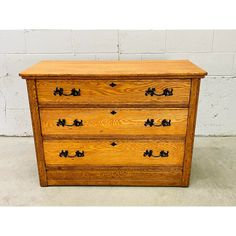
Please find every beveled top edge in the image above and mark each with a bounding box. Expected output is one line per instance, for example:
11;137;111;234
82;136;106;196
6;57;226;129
19;60;207;79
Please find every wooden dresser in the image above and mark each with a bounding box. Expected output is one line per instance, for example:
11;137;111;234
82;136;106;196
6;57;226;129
20;60;207;187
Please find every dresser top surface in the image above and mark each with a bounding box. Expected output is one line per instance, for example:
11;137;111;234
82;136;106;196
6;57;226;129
20;60;207;79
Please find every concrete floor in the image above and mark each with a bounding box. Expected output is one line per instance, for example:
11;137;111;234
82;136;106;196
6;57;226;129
0;136;235;206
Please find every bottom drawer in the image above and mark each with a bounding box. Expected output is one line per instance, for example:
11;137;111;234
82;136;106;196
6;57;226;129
47;167;183;186
44;140;185;167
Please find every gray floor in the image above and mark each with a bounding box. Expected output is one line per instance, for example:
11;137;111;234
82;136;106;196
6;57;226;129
0;136;235;206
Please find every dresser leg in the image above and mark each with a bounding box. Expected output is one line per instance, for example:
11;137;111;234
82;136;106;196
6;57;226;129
39;180;48;187
181;180;190;187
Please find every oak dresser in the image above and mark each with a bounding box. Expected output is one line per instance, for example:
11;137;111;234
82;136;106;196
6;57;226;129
20;60;207;187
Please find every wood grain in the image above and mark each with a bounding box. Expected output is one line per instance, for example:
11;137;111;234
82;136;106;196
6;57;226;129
26;80;47;186
19;60;207;79
40;108;188;136
43;134;185;140
46;165;182;171
43;140;185;166
47;167;182;186
182;79;201;186
38;103;189;109
37;79;190;106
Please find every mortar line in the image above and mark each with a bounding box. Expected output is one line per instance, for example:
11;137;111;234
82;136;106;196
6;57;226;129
117;30;120;60
211;30;215;52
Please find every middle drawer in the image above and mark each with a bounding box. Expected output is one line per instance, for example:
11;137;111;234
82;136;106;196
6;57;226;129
40;108;188;136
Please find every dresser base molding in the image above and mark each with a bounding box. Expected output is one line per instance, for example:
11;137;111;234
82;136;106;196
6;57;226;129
47;180;183;187
47;167;183;186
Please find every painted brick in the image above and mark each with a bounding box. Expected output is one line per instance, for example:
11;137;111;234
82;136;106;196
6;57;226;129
196;77;236;136
0;30;26;53
119;54;142;60
0;88;6;109
0;109;6;135
119;30;165;53
5;109;32;136
95;53;119;60
72;30;118;53
6;54;40;77
0;77;29;109
166;30;213;52
232;54;236;76
0;55;7;77
73;54;96;60
141;54;167;60
26;30;72;53
213;30;236;52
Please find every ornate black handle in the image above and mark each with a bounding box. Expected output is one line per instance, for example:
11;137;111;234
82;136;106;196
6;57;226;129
143;150;169;158
57;119;83;127
145;88;173;96
59;150;84;158
54;87;81;96
144;119;171;127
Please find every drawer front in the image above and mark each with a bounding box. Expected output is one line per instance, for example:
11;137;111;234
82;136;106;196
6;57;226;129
44;140;185;166
40;108;188;136
37;79;190;105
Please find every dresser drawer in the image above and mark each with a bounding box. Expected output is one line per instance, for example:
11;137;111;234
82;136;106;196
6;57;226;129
40;108;188;136
36;79;190;106
44;140;185;166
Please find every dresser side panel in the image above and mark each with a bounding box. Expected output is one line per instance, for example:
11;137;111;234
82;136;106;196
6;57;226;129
26;79;48;186
182;78;201;186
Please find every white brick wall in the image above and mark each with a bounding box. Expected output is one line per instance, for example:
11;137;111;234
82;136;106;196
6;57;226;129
166;30;214;52
0;55;7;77
72;30;118;53
26;30;72;53
119;30;165;53
213;30;236;52
197;77;236;136
0;30;235;136
0;31;26;53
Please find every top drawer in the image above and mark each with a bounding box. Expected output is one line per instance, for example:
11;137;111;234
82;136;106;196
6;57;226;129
36;79;190;106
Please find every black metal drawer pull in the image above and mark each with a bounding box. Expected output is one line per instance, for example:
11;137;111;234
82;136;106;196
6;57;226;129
145;88;173;96
56;119;83;127
143;150;169;158
144;119;171;127
53;87;81;96
59;150;84;158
